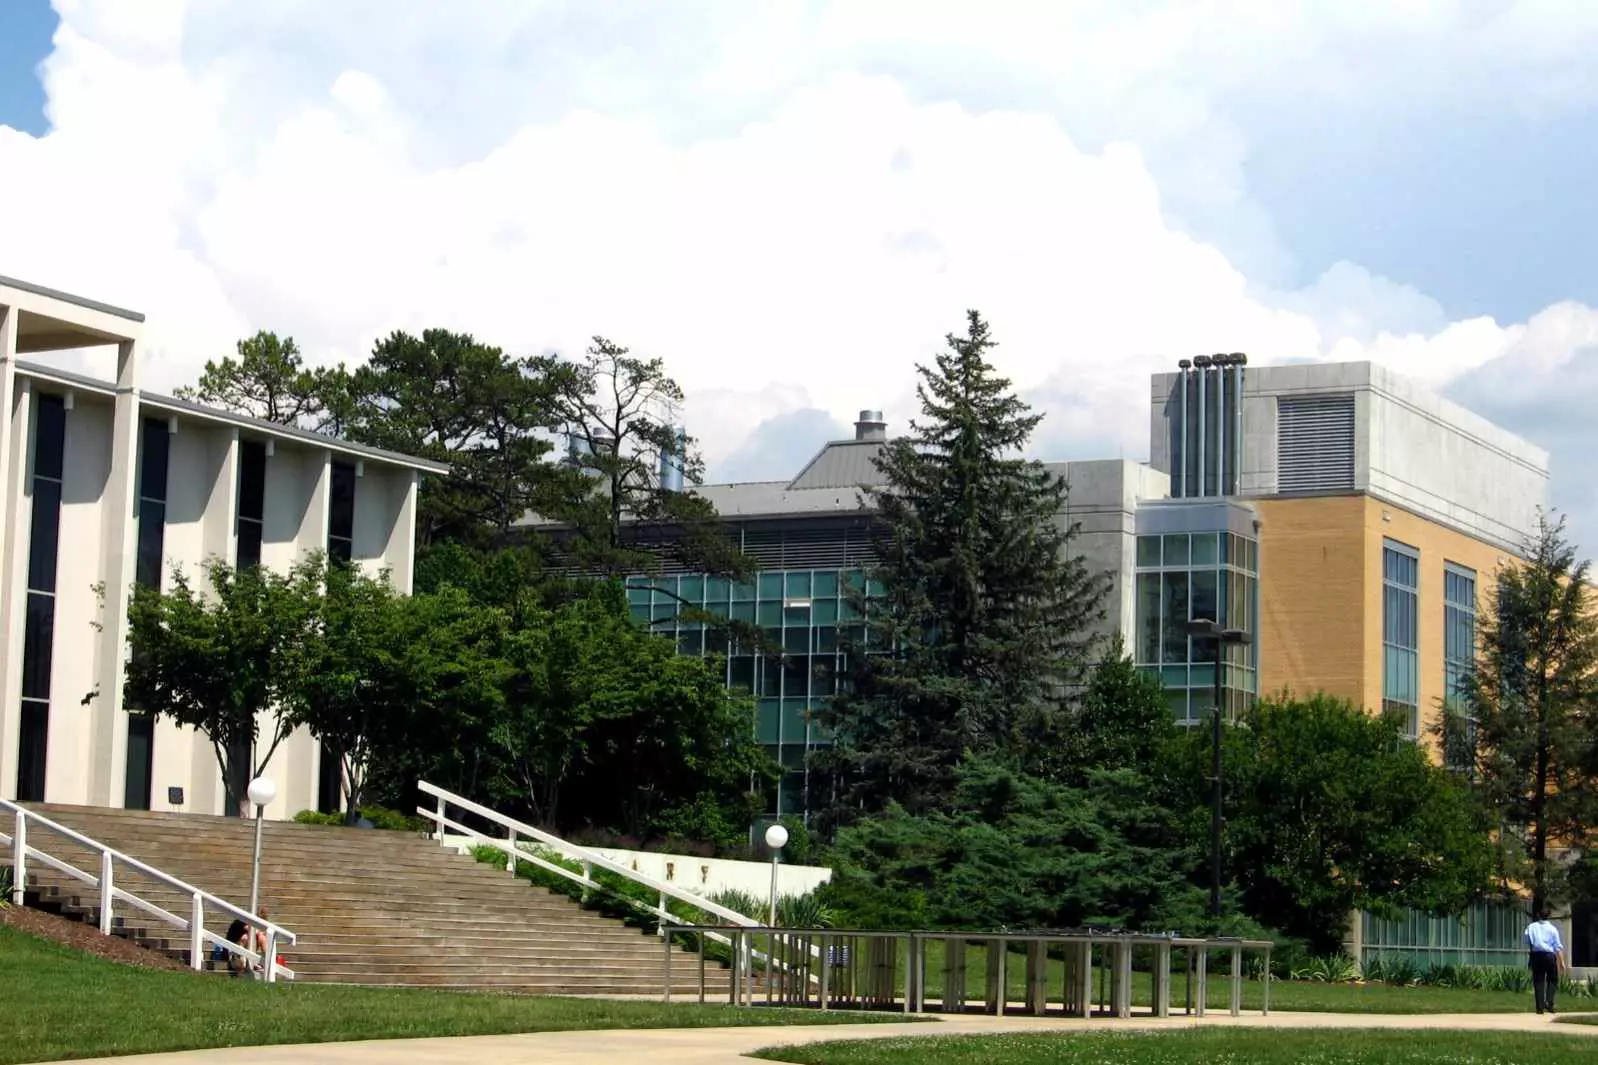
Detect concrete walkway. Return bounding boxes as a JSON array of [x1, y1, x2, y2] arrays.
[[47, 1010, 1598, 1065]]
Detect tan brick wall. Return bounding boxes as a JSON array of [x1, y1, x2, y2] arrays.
[[1254, 495, 1369, 705], [1254, 494, 1522, 762]]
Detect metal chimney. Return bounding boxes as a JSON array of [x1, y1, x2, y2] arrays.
[[1176, 360, 1191, 497], [658, 427, 686, 492], [854, 410, 887, 442]]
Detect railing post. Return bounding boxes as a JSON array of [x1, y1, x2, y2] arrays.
[[189, 894, 205, 972], [729, 929, 742, 1006], [263, 927, 279, 983], [659, 890, 668, 936], [698, 931, 707, 1005], [1262, 947, 1272, 1015], [1155, 941, 1172, 1018], [1195, 947, 1208, 1018], [506, 829, 516, 874], [98, 850, 115, 934], [11, 811, 25, 905], [434, 793, 446, 845], [992, 938, 1006, 1016], [1230, 945, 1243, 1016], [581, 861, 592, 904], [662, 925, 672, 1002], [819, 932, 831, 1011]]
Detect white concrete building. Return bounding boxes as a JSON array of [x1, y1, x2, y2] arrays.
[[0, 276, 445, 821]]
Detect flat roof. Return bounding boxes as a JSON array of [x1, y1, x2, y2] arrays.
[[0, 274, 145, 323], [15, 359, 450, 475]]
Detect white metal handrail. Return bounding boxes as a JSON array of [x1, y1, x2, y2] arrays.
[[418, 780, 821, 980], [1, 799, 297, 982]]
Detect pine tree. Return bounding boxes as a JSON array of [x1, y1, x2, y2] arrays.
[[816, 311, 1109, 821], [1443, 511, 1598, 910]]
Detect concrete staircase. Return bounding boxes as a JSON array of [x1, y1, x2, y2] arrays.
[[2, 804, 733, 995]]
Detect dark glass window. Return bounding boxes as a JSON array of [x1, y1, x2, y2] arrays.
[[138, 418, 171, 504], [124, 714, 154, 810], [236, 440, 267, 569], [17, 700, 49, 801], [18, 395, 67, 802], [329, 461, 356, 563], [26, 478, 61, 593], [33, 395, 65, 481], [317, 742, 343, 815], [135, 500, 166, 589], [21, 593, 55, 701]]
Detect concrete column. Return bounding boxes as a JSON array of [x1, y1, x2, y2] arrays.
[[0, 304, 15, 602], [202, 429, 240, 567], [90, 340, 141, 806], [301, 450, 331, 559], [386, 469, 419, 594], [1344, 909, 1364, 965], [0, 380, 32, 800]]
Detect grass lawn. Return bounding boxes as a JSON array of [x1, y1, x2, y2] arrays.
[[752, 1029, 1598, 1064], [0, 926, 901, 1065], [790, 937, 1555, 1014]]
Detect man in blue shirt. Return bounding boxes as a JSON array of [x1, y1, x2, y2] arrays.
[[1524, 909, 1566, 1014]]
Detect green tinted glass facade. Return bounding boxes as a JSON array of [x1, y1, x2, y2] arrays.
[[1133, 529, 1259, 723], [1361, 900, 1525, 967], [628, 567, 882, 817]]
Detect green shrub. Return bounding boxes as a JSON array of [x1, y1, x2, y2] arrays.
[[1290, 953, 1359, 983], [0, 866, 13, 909], [292, 806, 425, 832]]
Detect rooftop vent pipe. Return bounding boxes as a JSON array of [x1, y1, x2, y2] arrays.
[[854, 410, 887, 442]]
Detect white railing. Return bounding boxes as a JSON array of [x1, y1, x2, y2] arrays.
[[1, 799, 297, 982], [417, 780, 818, 979]]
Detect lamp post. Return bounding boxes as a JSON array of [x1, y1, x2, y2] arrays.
[[1187, 618, 1251, 918], [246, 777, 277, 915], [764, 823, 788, 928]]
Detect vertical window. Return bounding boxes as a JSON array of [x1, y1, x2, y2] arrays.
[[1382, 540, 1420, 737], [319, 458, 359, 812], [17, 395, 66, 802], [1443, 563, 1478, 769], [328, 460, 356, 564], [125, 418, 171, 810], [235, 440, 266, 569]]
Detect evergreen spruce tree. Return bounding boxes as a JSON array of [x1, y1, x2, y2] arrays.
[[1442, 511, 1598, 910], [816, 311, 1108, 821]]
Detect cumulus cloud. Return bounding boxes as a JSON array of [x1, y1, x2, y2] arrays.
[[2, 1, 1596, 542]]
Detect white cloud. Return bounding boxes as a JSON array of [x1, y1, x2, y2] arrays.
[[3, 0, 1597, 539]]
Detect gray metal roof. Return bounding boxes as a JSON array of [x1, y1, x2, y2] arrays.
[[693, 479, 874, 520], [787, 438, 888, 491], [14, 359, 450, 475], [0, 274, 146, 323]]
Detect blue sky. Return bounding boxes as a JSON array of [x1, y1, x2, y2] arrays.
[[1, 1, 1595, 547], [0, 0, 54, 137]]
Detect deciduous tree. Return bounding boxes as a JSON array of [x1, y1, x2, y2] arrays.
[[119, 559, 321, 817], [1442, 511, 1598, 910], [1202, 693, 1494, 952]]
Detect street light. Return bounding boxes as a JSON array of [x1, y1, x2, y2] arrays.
[[764, 823, 789, 928], [1187, 618, 1251, 919], [246, 776, 276, 915]]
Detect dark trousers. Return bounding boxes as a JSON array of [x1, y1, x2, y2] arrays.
[[1530, 951, 1559, 1011]]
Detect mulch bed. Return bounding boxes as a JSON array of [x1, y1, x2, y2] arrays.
[[0, 904, 193, 972]]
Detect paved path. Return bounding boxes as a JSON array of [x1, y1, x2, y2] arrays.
[[47, 1010, 1598, 1065]]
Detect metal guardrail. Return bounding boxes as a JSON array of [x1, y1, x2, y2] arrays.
[[661, 925, 1273, 1018], [1, 799, 297, 982]]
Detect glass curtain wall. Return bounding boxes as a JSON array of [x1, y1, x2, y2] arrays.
[[629, 567, 883, 817], [1382, 539, 1420, 737], [1134, 529, 1259, 723]]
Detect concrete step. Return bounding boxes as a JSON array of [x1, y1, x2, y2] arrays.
[[10, 802, 735, 995]]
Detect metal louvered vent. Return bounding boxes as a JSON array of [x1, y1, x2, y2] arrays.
[[1277, 393, 1356, 493]]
